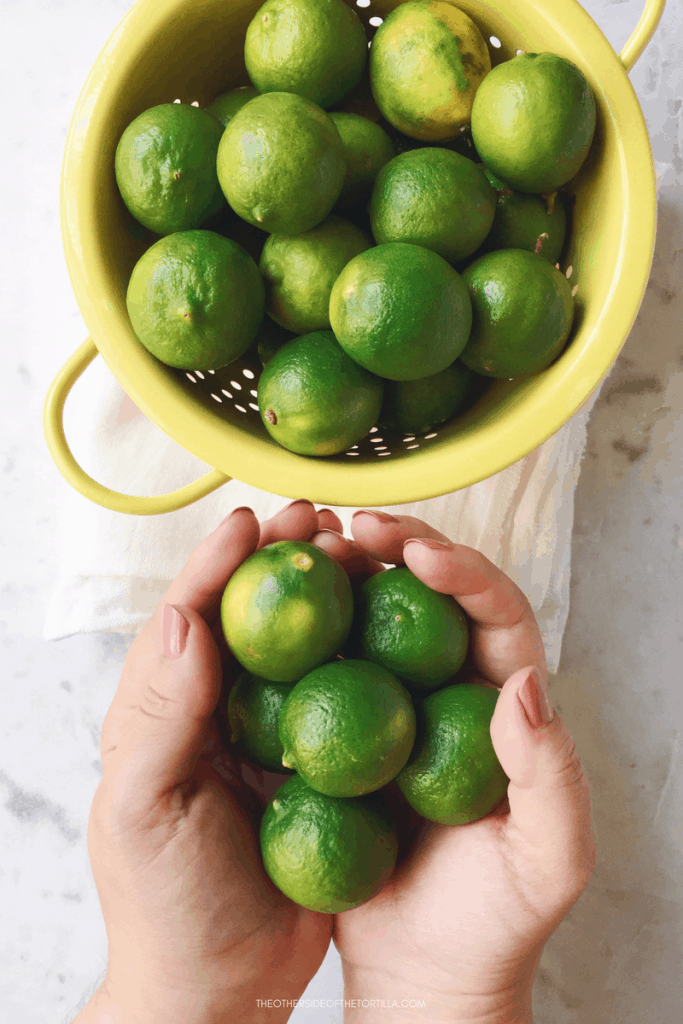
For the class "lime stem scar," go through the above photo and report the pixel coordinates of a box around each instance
[174,171,181,179]
[265,409,277,425]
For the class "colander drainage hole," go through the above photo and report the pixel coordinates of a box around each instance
[230,380,242,390]
[186,373,196,383]
[243,369,255,379]
[235,405,247,413]
[370,436,384,443]
[211,394,222,403]
[195,370,205,379]
[356,0,371,7]
[250,389,258,397]
[424,433,437,439]
[489,36,502,48]
[222,389,233,399]
[406,444,420,450]
[346,452,360,456]
[369,16,383,26]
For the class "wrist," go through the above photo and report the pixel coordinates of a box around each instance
[340,960,535,1024]
[73,974,294,1024]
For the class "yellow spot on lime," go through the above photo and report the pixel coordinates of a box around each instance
[343,284,356,298]
[272,799,280,809]
[293,553,314,571]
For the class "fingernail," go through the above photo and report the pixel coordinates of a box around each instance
[518,667,554,729]
[403,537,452,551]
[352,509,399,523]
[162,604,190,660]
[284,499,314,512]
[219,506,253,527]
[315,528,349,545]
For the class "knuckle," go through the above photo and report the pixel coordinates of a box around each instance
[138,680,179,721]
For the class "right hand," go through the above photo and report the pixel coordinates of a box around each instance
[314,511,597,1023]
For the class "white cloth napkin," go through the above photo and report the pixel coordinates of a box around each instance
[44,355,599,673]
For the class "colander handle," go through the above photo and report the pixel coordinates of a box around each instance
[43,338,231,515]
[620,0,666,71]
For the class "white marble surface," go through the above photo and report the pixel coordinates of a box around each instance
[1,1,682,1021]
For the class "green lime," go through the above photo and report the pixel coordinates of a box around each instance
[480,168,567,264]
[369,148,496,264]
[396,683,509,825]
[471,53,596,194]
[115,103,225,235]
[346,567,469,693]
[245,0,367,110]
[329,242,472,381]
[126,230,265,370]
[370,1,491,142]
[279,659,416,796]
[221,671,294,773]
[221,540,353,683]
[217,92,346,235]
[259,215,372,334]
[460,249,574,378]
[260,774,398,913]
[257,331,383,456]
[206,86,260,126]
[255,317,297,365]
[330,113,395,209]
[378,361,479,436]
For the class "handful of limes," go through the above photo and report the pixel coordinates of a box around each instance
[115,0,596,459]
[217,540,508,913]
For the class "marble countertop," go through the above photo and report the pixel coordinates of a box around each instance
[1,1,681,1021]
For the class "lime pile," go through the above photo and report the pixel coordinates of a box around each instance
[116,0,596,449]
[217,540,509,913]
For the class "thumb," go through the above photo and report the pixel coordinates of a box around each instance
[105,604,222,824]
[490,666,596,907]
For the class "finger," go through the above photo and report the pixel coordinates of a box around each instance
[257,499,320,549]
[310,529,385,580]
[490,667,596,910]
[317,508,344,533]
[101,508,260,755]
[350,510,449,564]
[103,604,222,827]
[402,537,547,686]
[162,506,260,613]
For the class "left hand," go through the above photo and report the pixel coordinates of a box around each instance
[80,500,340,1024]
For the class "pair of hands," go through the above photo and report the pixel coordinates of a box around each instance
[77,501,595,1024]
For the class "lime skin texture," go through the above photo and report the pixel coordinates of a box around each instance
[257,331,383,456]
[245,0,368,111]
[471,53,597,194]
[378,361,479,437]
[278,658,417,797]
[330,113,396,209]
[460,249,574,378]
[217,92,347,235]
[115,103,225,235]
[329,242,473,381]
[221,540,353,683]
[223,671,295,774]
[260,774,398,913]
[126,230,265,370]
[369,1,491,142]
[259,214,372,334]
[206,86,260,127]
[396,683,509,825]
[480,167,567,265]
[345,567,469,693]
[369,148,497,265]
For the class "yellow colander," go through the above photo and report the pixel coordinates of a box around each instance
[44,0,665,514]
